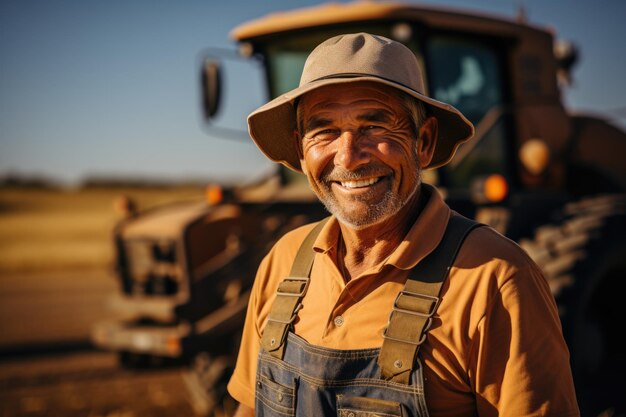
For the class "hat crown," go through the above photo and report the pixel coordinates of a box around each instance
[300,33,426,94]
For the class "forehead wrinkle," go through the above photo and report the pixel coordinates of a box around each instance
[357,109,394,124]
[300,87,406,133]
[304,103,397,124]
[306,109,393,130]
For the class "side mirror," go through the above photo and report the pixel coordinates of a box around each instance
[198,47,265,140]
[202,60,222,119]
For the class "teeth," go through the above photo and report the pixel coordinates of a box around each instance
[340,177,380,188]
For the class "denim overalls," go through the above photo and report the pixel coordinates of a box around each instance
[256,215,478,417]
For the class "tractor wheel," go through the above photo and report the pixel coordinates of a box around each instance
[520,194,626,417]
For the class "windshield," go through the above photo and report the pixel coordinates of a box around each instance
[426,35,509,189]
[262,25,424,97]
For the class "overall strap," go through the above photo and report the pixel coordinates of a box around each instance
[261,217,331,359]
[378,214,480,384]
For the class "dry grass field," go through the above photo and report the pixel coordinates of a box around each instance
[0,185,206,273]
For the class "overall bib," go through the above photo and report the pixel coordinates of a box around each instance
[256,215,478,417]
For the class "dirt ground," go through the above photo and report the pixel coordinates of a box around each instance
[0,350,203,417]
[0,269,117,348]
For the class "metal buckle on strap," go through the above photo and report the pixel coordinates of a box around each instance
[267,304,303,325]
[276,276,310,297]
[381,317,433,345]
[381,290,439,346]
[392,290,440,317]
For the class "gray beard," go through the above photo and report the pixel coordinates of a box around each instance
[314,165,422,230]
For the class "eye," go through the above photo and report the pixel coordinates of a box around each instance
[363,125,385,134]
[305,128,339,142]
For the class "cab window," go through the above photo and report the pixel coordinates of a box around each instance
[427,36,510,189]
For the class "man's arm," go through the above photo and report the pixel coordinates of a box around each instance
[233,403,254,417]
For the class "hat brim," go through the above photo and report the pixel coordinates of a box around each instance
[247,76,474,172]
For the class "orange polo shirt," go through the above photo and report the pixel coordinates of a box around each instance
[227,184,579,417]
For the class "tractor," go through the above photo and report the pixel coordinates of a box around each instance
[93,2,626,416]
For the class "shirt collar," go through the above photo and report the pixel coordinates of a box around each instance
[312,183,451,270]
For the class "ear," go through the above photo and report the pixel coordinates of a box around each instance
[416,116,438,169]
[294,130,308,175]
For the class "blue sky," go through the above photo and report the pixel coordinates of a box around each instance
[1,0,625,186]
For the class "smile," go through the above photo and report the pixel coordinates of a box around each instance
[339,177,382,189]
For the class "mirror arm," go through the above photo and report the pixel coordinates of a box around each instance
[449,105,511,169]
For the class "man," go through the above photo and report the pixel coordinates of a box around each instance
[227,33,579,416]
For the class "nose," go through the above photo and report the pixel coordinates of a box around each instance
[334,130,370,170]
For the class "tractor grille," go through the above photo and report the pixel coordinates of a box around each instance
[122,239,182,296]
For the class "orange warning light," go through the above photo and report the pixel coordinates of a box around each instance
[205,184,223,205]
[165,336,182,356]
[484,174,508,202]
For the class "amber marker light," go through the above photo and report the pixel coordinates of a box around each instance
[166,335,182,356]
[484,174,509,202]
[205,184,223,205]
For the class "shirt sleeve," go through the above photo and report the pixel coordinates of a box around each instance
[470,261,580,416]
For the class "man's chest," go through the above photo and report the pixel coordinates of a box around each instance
[293,259,409,349]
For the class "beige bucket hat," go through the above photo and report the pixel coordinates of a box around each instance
[247,32,474,172]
